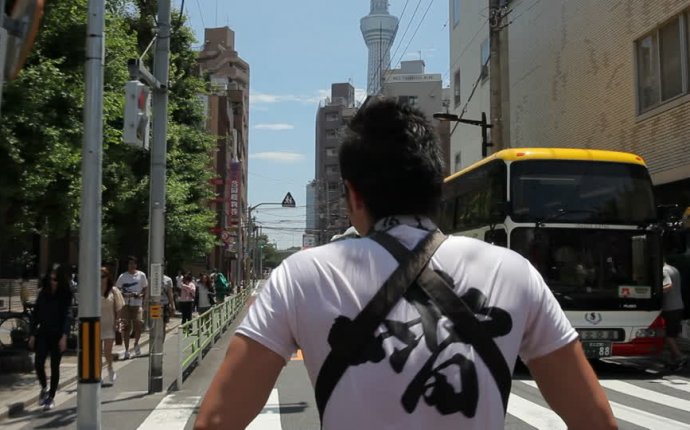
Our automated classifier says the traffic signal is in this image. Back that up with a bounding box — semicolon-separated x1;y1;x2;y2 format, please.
123;80;151;149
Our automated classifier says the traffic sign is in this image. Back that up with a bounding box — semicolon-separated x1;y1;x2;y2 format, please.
221;230;231;244
282;192;295;208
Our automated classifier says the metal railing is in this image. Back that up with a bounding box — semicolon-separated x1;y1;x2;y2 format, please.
176;286;252;389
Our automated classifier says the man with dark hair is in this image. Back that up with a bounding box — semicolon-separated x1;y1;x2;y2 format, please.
115;256;148;359
195;99;616;430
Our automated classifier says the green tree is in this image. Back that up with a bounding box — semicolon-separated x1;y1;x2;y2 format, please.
0;0;216;275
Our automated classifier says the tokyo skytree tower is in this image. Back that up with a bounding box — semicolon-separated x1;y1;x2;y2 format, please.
361;0;399;95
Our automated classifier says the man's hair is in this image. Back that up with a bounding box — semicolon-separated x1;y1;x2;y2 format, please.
338;98;444;220
127;256;138;265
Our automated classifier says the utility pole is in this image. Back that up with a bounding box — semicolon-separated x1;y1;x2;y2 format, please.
77;0;105;427
147;0;172;394
489;0;507;152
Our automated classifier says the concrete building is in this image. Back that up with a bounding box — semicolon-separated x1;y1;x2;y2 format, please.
361;0;399;95
448;0;690;209
382;60;452;175
197;27;250;285
313;83;358;245
304;180;317;248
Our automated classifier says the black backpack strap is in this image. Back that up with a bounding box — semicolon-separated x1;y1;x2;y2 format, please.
377;236;512;414
314;230;447;423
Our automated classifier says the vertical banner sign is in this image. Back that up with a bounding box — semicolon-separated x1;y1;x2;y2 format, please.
150;263;162;297
229;162;241;226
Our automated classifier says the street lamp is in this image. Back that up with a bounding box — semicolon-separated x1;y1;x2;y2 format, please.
433;112;493;157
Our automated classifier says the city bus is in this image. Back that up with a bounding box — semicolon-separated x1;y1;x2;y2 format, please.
438;148;664;358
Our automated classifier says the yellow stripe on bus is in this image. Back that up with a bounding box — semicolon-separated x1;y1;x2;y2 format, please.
445;147;647;183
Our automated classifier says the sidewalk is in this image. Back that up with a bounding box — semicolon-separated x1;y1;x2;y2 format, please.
0;316;182;421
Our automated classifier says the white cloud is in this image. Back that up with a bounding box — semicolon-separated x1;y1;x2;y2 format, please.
355;88;367;102
250;152;305;163
254;123;295;131
250;92;323;105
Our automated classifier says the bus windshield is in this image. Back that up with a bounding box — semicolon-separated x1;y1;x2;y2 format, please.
511;160;656;224
511;228;662;310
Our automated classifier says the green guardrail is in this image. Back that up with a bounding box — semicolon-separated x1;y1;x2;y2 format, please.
176;284;253;389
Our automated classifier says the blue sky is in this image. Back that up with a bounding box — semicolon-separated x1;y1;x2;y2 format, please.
182;0;450;249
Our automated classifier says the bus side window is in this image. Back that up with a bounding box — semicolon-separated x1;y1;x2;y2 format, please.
484;228;507;247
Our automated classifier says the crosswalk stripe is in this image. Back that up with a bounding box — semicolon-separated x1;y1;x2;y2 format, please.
247;388;283;430
507;393;566;429
519;380;690;429
608;401;690;430
598;380;690;411
137;394;201;430
647;378;690;394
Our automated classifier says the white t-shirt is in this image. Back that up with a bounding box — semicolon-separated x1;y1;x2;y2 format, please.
663;263;684;311
161;275;173;306
197;283;211;308
116;270;148;307
237;217;577;430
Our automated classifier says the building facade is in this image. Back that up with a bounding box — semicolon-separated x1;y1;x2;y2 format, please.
382;60;452;175
313;83;357;245
449;0;690;208
361;0;399;95
197;27;250;285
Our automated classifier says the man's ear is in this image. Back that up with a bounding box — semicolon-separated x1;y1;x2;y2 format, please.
344;180;365;211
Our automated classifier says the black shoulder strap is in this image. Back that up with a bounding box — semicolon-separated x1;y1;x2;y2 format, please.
314;230;447;423
378;236;512;414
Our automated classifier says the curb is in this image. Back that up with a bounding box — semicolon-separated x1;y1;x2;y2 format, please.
0;322;180;422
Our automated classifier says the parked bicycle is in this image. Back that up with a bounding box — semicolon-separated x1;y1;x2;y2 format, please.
0;302;34;349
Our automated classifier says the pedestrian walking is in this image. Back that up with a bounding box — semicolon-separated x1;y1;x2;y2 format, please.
115;256;148;359
28;263;73;411
195;273;215;315
178;274;196;325
195;99;616;430
162;273;176;325
100;266;124;386
213;270;230;303
663;260;687;371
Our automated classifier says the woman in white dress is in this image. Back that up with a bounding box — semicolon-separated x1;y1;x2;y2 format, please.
101;266;124;386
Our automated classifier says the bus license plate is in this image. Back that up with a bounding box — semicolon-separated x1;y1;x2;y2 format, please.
582;341;612;358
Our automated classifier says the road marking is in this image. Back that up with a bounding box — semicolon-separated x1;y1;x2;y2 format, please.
520;380;690;429
137;394;201;430
608;401;690;430
647;378;690;394
598;379;690;412
246;389;282;430
507;393;566;429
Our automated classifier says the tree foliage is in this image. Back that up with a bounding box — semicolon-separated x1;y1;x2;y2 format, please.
0;0;216;275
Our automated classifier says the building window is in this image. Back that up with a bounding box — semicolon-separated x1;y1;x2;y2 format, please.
326;112;339;122
327;182;338;191
480;38;490;81
452;0;461;28
326;129;337;138
398;95;418;106
326;164;339;175
454;151;462;172
453;70;461;107
636;14;689;113
326;147;338;157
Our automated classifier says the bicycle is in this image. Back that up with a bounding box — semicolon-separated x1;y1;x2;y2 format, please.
0;302;34;349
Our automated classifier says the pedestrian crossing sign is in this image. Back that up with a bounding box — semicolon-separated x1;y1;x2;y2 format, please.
282;192;296;208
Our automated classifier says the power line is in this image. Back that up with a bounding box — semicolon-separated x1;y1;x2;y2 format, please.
390;0;436;71
426;20;488;100
195;0;206;28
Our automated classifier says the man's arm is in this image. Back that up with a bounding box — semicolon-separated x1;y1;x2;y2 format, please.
527;340;617;430
195;334;285;430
